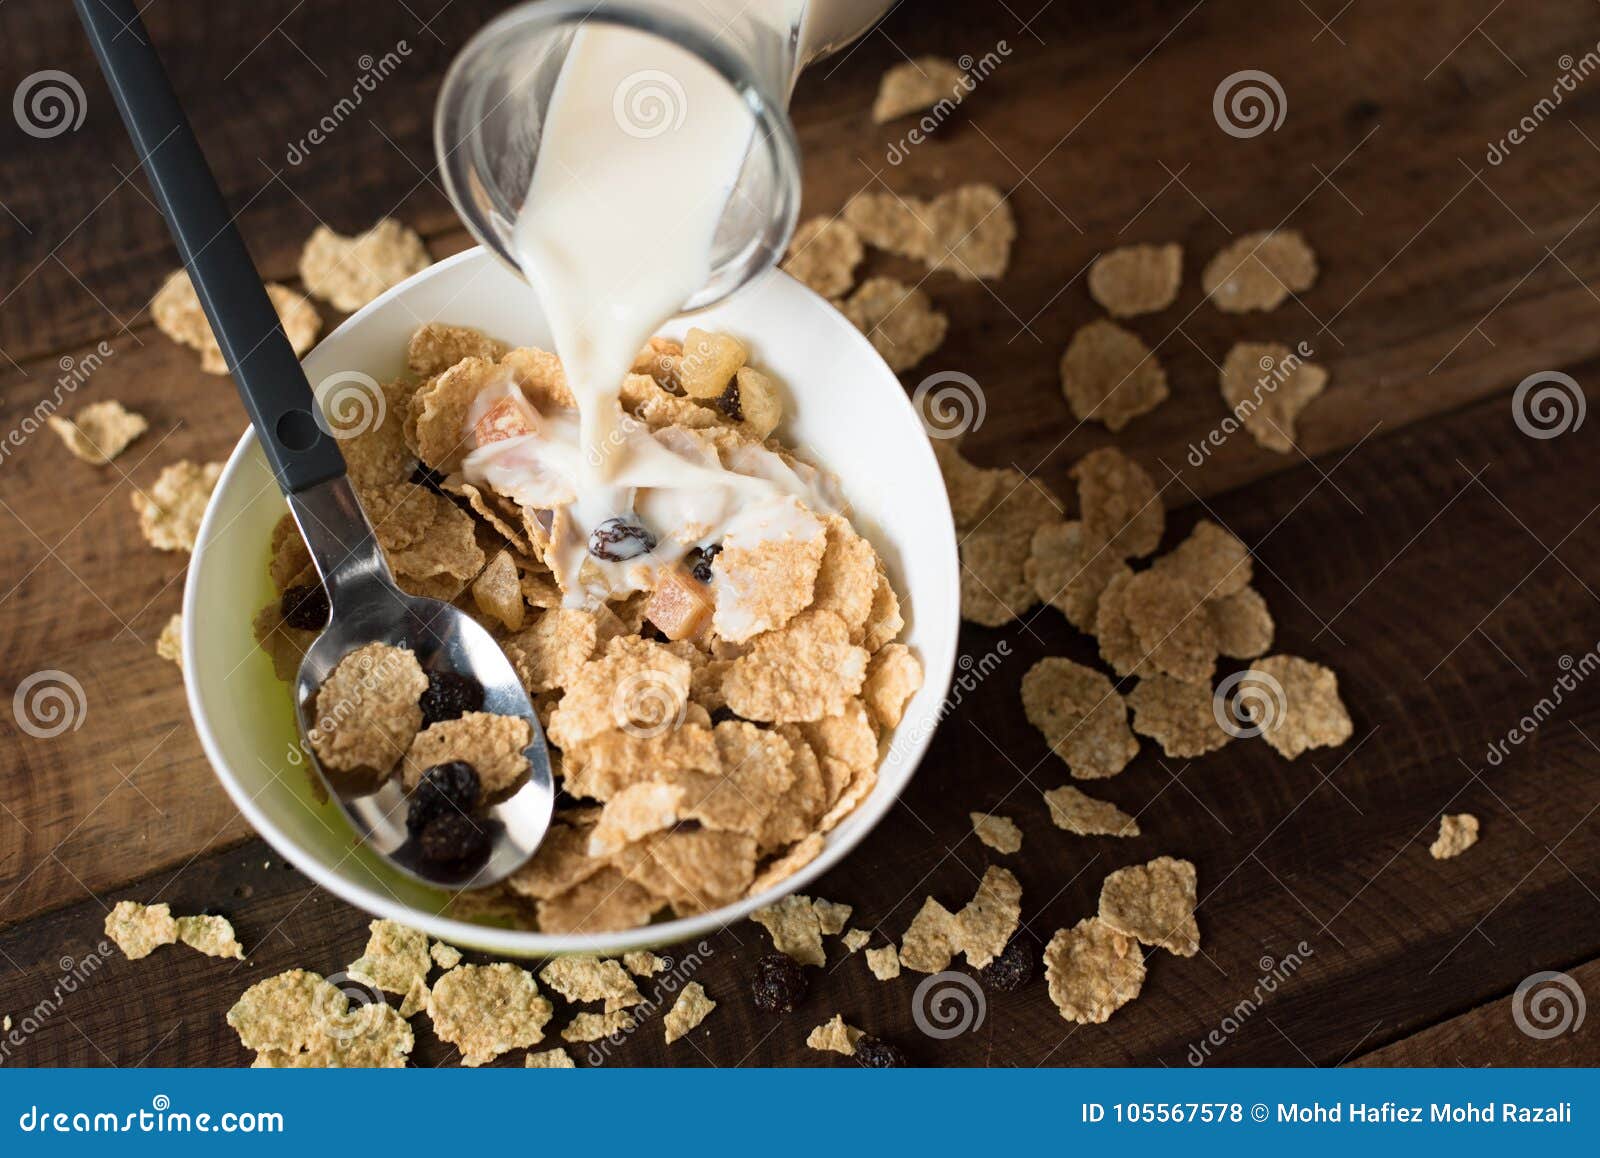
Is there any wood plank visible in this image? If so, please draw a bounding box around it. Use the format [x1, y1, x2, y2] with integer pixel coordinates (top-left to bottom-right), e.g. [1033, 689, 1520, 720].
[4, 384, 1599, 1066]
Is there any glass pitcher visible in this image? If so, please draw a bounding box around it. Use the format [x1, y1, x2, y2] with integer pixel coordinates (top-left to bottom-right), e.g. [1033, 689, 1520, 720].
[434, 0, 892, 312]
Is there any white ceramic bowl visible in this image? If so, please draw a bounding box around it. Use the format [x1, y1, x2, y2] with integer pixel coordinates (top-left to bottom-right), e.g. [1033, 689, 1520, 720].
[183, 247, 959, 956]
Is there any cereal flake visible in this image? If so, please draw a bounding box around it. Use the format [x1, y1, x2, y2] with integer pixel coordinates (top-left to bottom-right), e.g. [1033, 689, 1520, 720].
[176, 914, 244, 959]
[1044, 784, 1140, 837]
[299, 219, 432, 313]
[49, 400, 147, 464]
[865, 945, 902, 981]
[970, 812, 1023, 854]
[1098, 856, 1200, 957]
[663, 981, 716, 1044]
[1044, 918, 1146, 1024]
[105, 900, 178, 960]
[1243, 655, 1353, 759]
[1126, 674, 1232, 758]
[839, 278, 948, 372]
[873, 56, 966, 123]
[1088, 243, 1182, 318]
[132, 460, 223, 552]
[403, 711, 532, 797]
[1071, 447, 1163, 559]
[1431, 813, 1480, 860]
[1203, 229, 1318, 313]
[310, 643, 427, 779]
[1021, 658, 1139, 780]
[539, 956, 643, 1012]
[347, 919, 431, 995]
[428, 963, 553, 1066]
[806, 1014, 863, 1056]
[1219, 342, 1329, 453]
[1059, 320, 1169, 432]
[783, 216, 864, 298]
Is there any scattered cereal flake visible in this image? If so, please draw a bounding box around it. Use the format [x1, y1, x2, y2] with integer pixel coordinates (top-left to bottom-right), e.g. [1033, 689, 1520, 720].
[157, 613, 183, 670]
[711, 502, 827, 642]
[48, 400, 147, 464]
[431, 942, 463, 970]
[1088, 243, 1182, 318]
[561, 1009, 636, 1043]
[471, 549, 526, 632]
[1208, 587, 1275, 659]
[1092, 568, 1144, 678]
[841, 929, 871, 953]
[813, 899, 853, 936]
[537, 868, 667, 934]
[723, 609, 868, 723]
[105, 900, 178, 960]
[1071, 447, 1163, 559]
[1243, 655, 1353, 759]
[399, 978, 430, 1019]
[971, 812, 1023, 854]
[539, 956, 643, 1012]
[347, 919, 430, 996]
[1044, 784, 1140, 837]
[622, 951, 666, 977]
[270, 1001, 415, 1069]
[1059, 320, 1169, 432]
[1202, 229, 1318, 313]
[873, 55, 966, 123]
[1099, 856, 1200, 957]
[428, 963, 553, 1066]
[1219, 342, 1329, 453]
[663, 982, 717, 1044]
[1431, 813, 1480, 860]
[865, 945, 901, 981]
[783, 216, 864, 298]
[960, 469, 1066, 627]
[899, 897, 960, 973]
[1025, 521, 1126, 632]
[954, 866, 1022, 969]
[310, 642, 427, 779]
[1155, 519, 1252, 598]
[176, 914, 244, 959]
[842, 192, 933, 259]
[227, 970, 343, 1053]
[403, 711, 531, 797]
[931, 438, 1001, 530]
[1044, 918, 1146, 1024]
[526, 1047, 576, 1068]
[587, 782, 685, 858]
[862, 643, 923, 729]
[299, 219, 432, 312]
[806, 1014, 863, 1056]
[840, 277, 948, 372]
[1126, 674, 1232, 758]
[1123, 570, 1218, 684]
[131, 460, 223, 552]
[924, 184, 1016, 280]
[1021, 658, 1139, 780]
[752, 893, 826, 967]
[749, 833, 827, 895]
[407, 322, 509, 377]
[152, 269, 319, 373]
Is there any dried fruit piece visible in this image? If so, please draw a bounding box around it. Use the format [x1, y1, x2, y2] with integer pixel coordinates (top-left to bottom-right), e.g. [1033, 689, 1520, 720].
[873, 56, 966, 123]
[428, 963, 553, 1066]
[1043, 784, 1140, 837]
[1203, 229, 1318, 313]
[471, 549, 525, 631]
[403, 712, 531, 797]
[978, 933, 1035, 992]
[1241, 655, 1353, 759]
[1098, 856, 1201, 957]
[299, 219, 432, 312]
[1059, 320, 1169, 432]
[970, 812, 1022, 854]
[132, 460, 223, 552]
[1071, 447, 1163, 559]
[1431, 813, 1479, 859]
[677, 328, 747, 399]
[783, 216, 863, 298]
[839, 277, 948, 372]
[1219, 342, 1329, 453]
[751, 952, 810, 1014]
[663, 981, 716, 1044]
[1021, 658, 1138, 780]
[1088, 243, 1182, 318]
[1126, 674, 1232, 758]
[105, 900, 178, 960]
[49, 400, 147, 464]
[419, 672, 485, 727]
[1044, 917, 1146, 1024]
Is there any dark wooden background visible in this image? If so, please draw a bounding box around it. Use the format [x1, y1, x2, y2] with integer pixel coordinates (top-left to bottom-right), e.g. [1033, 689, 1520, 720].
[3, 0, 1600, 1067]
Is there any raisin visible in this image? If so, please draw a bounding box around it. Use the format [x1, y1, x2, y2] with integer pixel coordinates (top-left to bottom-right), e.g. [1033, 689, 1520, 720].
[410, 462, 448, 495]
[420, 671, 484, 726]
[589, 517, 657, 562]
[751, 952, 809, 1014]
[686, 544, 722, 584]
[710, 706, 744, 726]
[714, 381, 743, 422]
[279, 583, 329, 631]
[978, 932, 1035, 993]
[416, 811, 490, 868]
[853, 1035, 909, 1068]
[406, 760, 482, 835]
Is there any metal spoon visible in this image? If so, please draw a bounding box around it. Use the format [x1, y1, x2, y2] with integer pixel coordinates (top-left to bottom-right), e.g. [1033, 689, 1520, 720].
[78, 0, 554, 889]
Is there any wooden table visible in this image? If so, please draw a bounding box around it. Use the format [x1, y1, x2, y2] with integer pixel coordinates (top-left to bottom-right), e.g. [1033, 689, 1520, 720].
[3, 0, 1599, 1067]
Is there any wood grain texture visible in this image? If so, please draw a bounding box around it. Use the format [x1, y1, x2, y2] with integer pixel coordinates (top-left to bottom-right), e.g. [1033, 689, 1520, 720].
[3, 0, 1600, 1066]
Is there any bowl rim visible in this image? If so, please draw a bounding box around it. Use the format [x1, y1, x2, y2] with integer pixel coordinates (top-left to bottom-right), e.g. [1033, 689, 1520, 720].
[182, 245, 960, 956]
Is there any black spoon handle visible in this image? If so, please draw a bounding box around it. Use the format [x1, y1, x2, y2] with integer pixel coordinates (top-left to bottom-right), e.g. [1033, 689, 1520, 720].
[74, 0, 346, 495]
